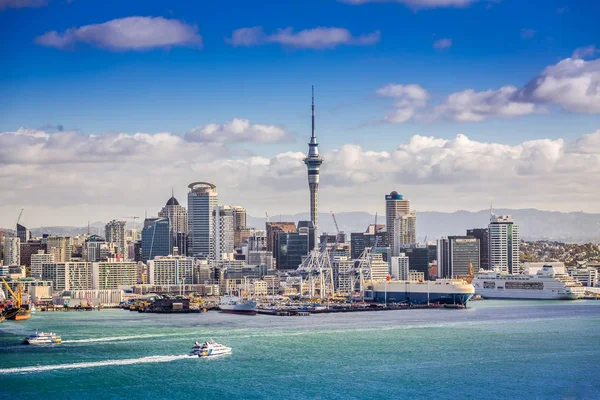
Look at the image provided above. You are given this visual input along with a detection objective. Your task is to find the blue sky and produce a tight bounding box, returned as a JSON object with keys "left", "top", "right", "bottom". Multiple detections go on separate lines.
{"left": 1, "top": 0, "right": 599, "bottom": 226}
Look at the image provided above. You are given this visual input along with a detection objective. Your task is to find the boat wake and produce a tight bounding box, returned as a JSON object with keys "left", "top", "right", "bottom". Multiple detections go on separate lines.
{"left": 0, "top": 355, "right": 193, "bottom": 375}
{"left": 63, "top": 333, "right": 176, "bottom": 343}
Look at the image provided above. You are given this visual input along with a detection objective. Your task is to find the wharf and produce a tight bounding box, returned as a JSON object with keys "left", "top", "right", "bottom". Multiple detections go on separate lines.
{"left": 39, "top": 305, "right": 98, "bottom": 312}
{"left": 257, "top": 303, "right": 463, "bottom": 316}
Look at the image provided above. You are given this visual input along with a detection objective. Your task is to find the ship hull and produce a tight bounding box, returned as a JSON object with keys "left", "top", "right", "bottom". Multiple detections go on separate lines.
{"left": 218, "top": 306, "right": 257, "bottom": 315}
{"left": 3, "top": 308, "right": 31, "bottom": 321}
{"left": 475, "top": 289, "right": 579, "bottom": 300}
{"left": 373, "top": 291, "right": 473, "bottom": 306}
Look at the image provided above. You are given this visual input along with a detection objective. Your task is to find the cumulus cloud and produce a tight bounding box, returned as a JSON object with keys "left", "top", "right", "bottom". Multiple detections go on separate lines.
{"left": 339, "top": 0, "right": 478, "bottom": 9}
{"left": 35, "top": 16, "right": 202, "bottom": 51}
{"left": 432, "top": 86, "right": 538, "bottom": 122}
{"left": 376, "top": 84, "right": 429, "bottom": 122}
{"left": 520, "top": 57, "right": 600, "bottom": 114}
{"left": 184, "top": 118, "right": 290, "bottom": 143}
{"left": 572, "top": 45, "right": 600, "bottom": 59}
{"left": 376, "top": 83, "right": 538, "bottom": 123}
{"left": 0, "top": 0, "right": 46, "bottom": 11}
{"left": 433, "top": 38, "right": 452, "bottom": 49}
{"left": 377, "top": 56, "right": 600, "bottom": 123}
{"left": 520, "top": 28, "right": 536, "bottom": 39}
{"left": 228, "top": 26, "right": 380, "bottom": 49}
{"left": 2, "top": 126, "right": 599, "bottom": 226}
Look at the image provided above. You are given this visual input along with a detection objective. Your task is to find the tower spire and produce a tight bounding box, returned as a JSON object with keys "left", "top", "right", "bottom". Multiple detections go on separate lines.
{"left": 311, "top": 85, "right": 315, "bottom": 139}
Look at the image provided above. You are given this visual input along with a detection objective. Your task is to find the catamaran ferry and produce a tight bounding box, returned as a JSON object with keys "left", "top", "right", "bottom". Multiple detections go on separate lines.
{"left": 189, "top": 340, "right": 232, "bottom": 358}
{"left": 473, "top": 265, "right": 585, "bottom": 300}
{"left": 22, "top": 331, "right": 62, "bottom": 345}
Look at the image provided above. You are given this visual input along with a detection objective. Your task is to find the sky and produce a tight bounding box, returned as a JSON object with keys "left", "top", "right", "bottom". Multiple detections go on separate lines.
{"left": 1, "top": 0, "right": 600, "bottom": 228}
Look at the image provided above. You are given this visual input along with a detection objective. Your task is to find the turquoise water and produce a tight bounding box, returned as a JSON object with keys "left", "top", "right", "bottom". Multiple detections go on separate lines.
{"left": 1, "top": 300, "right": 599, "bottom": 399}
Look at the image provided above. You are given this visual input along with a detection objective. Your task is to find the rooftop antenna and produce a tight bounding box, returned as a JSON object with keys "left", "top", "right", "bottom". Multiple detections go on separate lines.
{"left": 171, "top": 187, "right": 174, "bottom": 199}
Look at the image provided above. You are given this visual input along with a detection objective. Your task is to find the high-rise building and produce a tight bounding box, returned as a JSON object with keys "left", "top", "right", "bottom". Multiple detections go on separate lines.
{"left": 401, "top": 244, "right": 437, "bottom": 279}
{"left": 31, "top": 250, "right": 54, "bottom": 278}
{"left": 187, "top": 182, "right": 218, "bottom": 258}
{"left": 467, "top": 228, "right": 489, "bottom": 270}
{"left": 211, "top": 205, "right": 235, "bottom": 261}
{"left": 92, "top": 261, "right": 138, "bottom": 289}
{"left": 303, "top": 87, "right": 323, "bottom": 249}
{"left": 148, "top": 255, "right": 194, "bottom": 286}
{"left": 141, "top": 217, "right": 171, "bottom": 263}
{"left": 3, "top": 237, "right": 20, "bottom": 265}
{"left": 488, "top": 215, "right": 520, "bottom": 274}
{"left": 42, "top": 261, "right": 93, "bottom": 291}
{"left": 392, "top": 212, "right": 417, "bottom": 255}
{"left": 350, "top": 224, "right": 385, "bottom": 259}
{"left": 437, "top": 236, "right": 480, "bottom": 278}
{"left": 266, "top": 222, "right": 296, "bottom": 252}
{"left": 391, "top": 254, "right": 410, "bottom": 280}
{"left": 298, "top": 221, "right": 316, "bottom": 252}
{"left": 16, "top": 223, "right": 31, "bottom": 243}
{"left": 276, "top": 231, "right": 310, "bottom": 270}
{"left": 105, "top": 220, "right": 127, "bottom": 258}
{"left": 158, "top": 192, "right": 188, "bottom": 255}
{"left": 82, "top": 235, "right": 107, "bottom": 262}
{"left": 19, "top": 240, "right": 43, "bottom": 268}
{"left": 385, "top": 191, "right": 411, "bottom": 247}
{"left": 46, "top": 236, "right": 72, "bottom": 263}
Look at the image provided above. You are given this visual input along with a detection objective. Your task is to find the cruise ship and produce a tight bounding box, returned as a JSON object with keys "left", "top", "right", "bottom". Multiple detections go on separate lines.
{"left": 372, "top": 279, "right": 475, "bottom": 305}
{"left": 472, "top": 265, "right": 585, "bottom": 300}
{"left": 218, "top": 295, "right": 257, "bottom": 315}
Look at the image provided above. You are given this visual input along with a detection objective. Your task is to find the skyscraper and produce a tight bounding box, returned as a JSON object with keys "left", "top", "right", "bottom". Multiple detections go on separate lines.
{"left": 467, "top": 228, "right": 489, "bottom": 270}
{"left": 303, "top": 87, "right": 323, "bottom": 249}
{"left": 437, "top": 236, "right": 480, "bottom": 278}
{"left": 488, "top": 215, "right": 520, "bottom": 274}
{"left": 3, "top": 237, "right": 20, "bottom": 265}
{"left": 385, "top": 191, "right": 413, "bottom": 253}
{"left": 211, "top": 205, "right": 235, "bottom": 261}
{"left": 158, "top": 192, "right": 188, "bottom": 255}
{"left": 141, "top": 217, "right": 171, "bottom": 263}
{"left": 16, "top": 223, "right": 31, "bottom": 243}
{"left": 187, "top": 182, "right": 218, "bottom": 258}
{"left": 392, "top": 212, "right": 417, "bottom": 255}
{"left": 105, "top": 220, "right": 127, "bottom": 258}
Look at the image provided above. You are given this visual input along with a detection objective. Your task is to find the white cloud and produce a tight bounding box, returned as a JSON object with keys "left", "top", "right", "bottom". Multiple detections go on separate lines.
{"left": 0, "top": 0, "right": 46, "bottom": 11}
{"left": 184, "top": 118, "right": 290, "bottom": 143}
{"left": 35, "top": 16, "right": 202, "bottom": 51}
{"left": 376, "top": 84, "right": 429, "bottom": 122}
{"left": 520, "top": 28, "right": 536, "bottom": 39}
{"left": 2, "top": 127, "right": 600, "bottom": 226}
{"left": 433, "top": 86, "right": 538, "bottom": 122}
{"left": 376, "top": 84, "right": 538, "bottom": 123}
{"left": 339, "top": 0, "right": 478, "bottom": 9}
{"left": 377, "top": 56, "right": 600, "bottom": 123}
{"left": 228, "top": 26, "right": 380, "bottom": 49}
{"left": 520, "top": 57, "right": 600, "bottom": 113}
{"left": 433, "top": 38, "right": 452, "bottom": 49}
{"left": 572, "top": 45, "right": 600, "bottom": 59}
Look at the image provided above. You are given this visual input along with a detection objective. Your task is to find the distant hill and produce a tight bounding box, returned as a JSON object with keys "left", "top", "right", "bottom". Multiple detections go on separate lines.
{"left": 11, "top": 209, "right": 600, "bottom": 244}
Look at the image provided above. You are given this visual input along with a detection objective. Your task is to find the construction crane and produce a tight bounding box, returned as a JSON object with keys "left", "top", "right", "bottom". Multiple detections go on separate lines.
{"left": 122, "top": 216, "right": 140, "bottom": 227}
{"left": 265, "top": 212, "right": 269, "bottom": 223}
{"left": 330, "top": 211, "right": 340, "bottom": 236}
{"left": 2, "top": 277, "right": 23, "bottom": 308}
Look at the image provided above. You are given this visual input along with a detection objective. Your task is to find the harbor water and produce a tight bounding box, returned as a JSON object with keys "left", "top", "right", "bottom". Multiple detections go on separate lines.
{"left": 1, "top": 300, "right": 599, "bottom": 399}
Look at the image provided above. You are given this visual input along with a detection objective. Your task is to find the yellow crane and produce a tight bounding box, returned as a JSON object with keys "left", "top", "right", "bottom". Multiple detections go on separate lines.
{"left": 2, "top": 277, "right": 23, "bottom": 308}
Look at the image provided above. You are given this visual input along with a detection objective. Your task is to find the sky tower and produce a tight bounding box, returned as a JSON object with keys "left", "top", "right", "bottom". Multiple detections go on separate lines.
{"left": 304, "top": 86, "right": 323, "bottom": 249}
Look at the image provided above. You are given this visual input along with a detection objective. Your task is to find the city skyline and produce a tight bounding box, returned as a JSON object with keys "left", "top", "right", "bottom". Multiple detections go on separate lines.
{"left": 1, "top": 0, "right": 600, "bottom": 227}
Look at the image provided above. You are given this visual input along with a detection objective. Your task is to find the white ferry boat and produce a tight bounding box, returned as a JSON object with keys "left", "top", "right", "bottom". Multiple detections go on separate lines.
{"left": 218, "top": 295, "right": 257, "bottom": 315}
{"left": 22, "top": 331, "right": 62, "bottom": 345}
{"left": 473, "top": 265, "right": 585, "bottom": 300}
{"left": 189, "top": 340, "right": 232, "bottom": 358}
{"left": 372, "top": 279, "right": 475, "bottom": 305}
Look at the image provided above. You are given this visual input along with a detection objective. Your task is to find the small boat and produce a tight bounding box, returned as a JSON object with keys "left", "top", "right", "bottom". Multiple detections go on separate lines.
{"left": 22, "top": 331, "right": 62, "bottom": 345}
{"left": 189, "top": 340, "right": 231, "bottom": 358}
